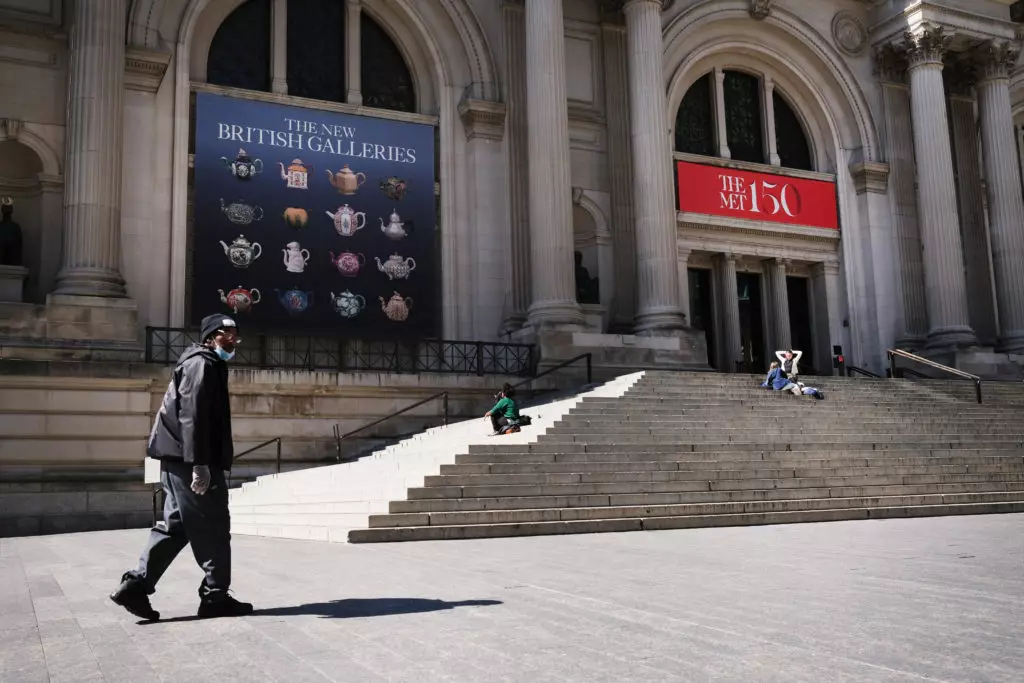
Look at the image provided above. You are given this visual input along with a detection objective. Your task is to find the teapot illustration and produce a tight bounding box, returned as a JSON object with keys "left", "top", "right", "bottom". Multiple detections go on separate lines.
{"left": 282, "top": 241, "right": 310, "bottom": 273}
{"left": 330, "top": 290, "right": 366, "bottom": 318}
{"left": 325, "top": 204, "right": 366, "bottom": 237}
{"left": 375, "top": 253, "right": 416, "bottom": 280}
{"left": 219, "top": 285, "right": 261, "bottom": 314}
{"left": 330, "top": 251, "right": 365, "bottom": 277}
{"left": 380, "top": 176, "right": 407, "bottom": 201}
{"left": 220, "top": 199, "right": 263, "bottom": 226}
{"left": 221, "top": 148, "right": 262, "bottom": 180}
{"left": 219, "top": 234, "right": 262, "bottom": 269}
{"left": 379, "top": 209, "right": 407, "bottom": 241}
{"left": 326, "top": 165, "right": 366, "bottom": 195}
{"left": 379, "top": 291, "right": 413, "bottom": 322}
{"left": 276, "top": 287, "right": 314, "bottom": 315}
{"left": 279, "top": 158, "right": 312, "bottom": 190}
{"left": 282, "top": 207, "right": 308, "bottom": 230}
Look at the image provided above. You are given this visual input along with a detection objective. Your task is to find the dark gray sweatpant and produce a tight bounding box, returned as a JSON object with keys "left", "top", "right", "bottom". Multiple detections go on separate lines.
{"left": 130, "top": 459, "right": 232, "bottom": 600}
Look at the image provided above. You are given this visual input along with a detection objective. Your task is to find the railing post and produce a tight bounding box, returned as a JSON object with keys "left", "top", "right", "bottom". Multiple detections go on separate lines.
{"left": 475, "top": 342, "right": 484, "bottom": 376}
{"left": 975, "top": 380, "right": 983, "bottom": 404}
{"left": 442, "top": 392, "right": 449, "bottom": 426}
{"left": 888, "top": 351, "right": 897, "bottom": 380}
{"left": 144, "top": 327, "right": 153, "bottom": 363}
{"left": 586, "top": 354, "right": 592, "bottom": 384}
{"left": 276, "top": 438, "right": 282, "bottom": 473}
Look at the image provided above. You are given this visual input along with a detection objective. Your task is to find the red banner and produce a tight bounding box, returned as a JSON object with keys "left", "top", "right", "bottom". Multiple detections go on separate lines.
{"left": 676, "top": 160, "right": 839, "bottom": 230}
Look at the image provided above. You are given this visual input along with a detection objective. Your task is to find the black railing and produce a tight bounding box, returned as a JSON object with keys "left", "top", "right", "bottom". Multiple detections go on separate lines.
{"left": 511, "top": 353, "right": 592, "bottom": 394}
{"left": 887, "top": 348, "right": 982, "bottom": 404}
{"left": 228, "top": 437, "right": 283, "bottom": 487}
{"left": 146, "top": 327, "right": 535, "bottom": 377}
{"left": 846, "top": 365, "right": 881, "bottom": 379}
{"left": 333, "top": 392, "right": 448, "bottom": 460}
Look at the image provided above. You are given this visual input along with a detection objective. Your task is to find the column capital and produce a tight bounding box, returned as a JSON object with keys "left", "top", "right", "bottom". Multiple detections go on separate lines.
{"left": 600, "top": 0, "right": 673, "bottom": 21}
{"left": 849, "top": 161, "right": 891, "bottom": 195}
{"left": 974, "top": 40, "right": 1020, "bottom": 83}
{"left": 873, "top": 44, "right": 907, "bottom": 84}
{"left": 903, "top": 23, "right": 952, "bottom": 69}
{"left": 812, "top": 259, "right": 841, "bottom": 276}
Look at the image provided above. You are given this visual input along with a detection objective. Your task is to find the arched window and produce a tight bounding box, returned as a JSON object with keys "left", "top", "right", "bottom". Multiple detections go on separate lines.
{"left": 674, "top": 68, "right": 813, "bottom": 172}
{"left": 207, "top": 0, "right": 271, "bottom": 92}
{"left": 205, "top": 0, "right": 416, "bottom": 113}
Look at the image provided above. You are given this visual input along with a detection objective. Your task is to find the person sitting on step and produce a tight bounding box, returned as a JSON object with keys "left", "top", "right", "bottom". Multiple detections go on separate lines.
{"left": 761, "top": 361, "right": 781, "bottom": 389}
{"left": 776, "top": 348, "right": 803, "bottom": 382}
{"left": 764, "top": 360, "right": 802, "bottom": 396}
{"left": 485, "top": 383, "right": 520, "bottom": 435}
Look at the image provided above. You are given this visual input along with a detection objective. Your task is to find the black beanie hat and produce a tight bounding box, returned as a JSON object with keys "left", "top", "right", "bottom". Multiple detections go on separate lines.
{"left": 199, "top": 314, "right": 237, "bottom": 343}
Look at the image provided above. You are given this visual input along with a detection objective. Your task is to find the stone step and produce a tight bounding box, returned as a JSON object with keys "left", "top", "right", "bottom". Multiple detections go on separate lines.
{"left": 547, "top": 423, "right": 1023, "bottom": 434}
{"left": 535, "top": 434, "right": 1024, "bottom": 445}
{"left": 348, "top": 500, "right": 1024, "bottom": 542}
{"left": 389, "top": 482, "right": 1024, "bottom": 514}
{"left": 369, "top": 491, "right": 1024, "bottom": 529}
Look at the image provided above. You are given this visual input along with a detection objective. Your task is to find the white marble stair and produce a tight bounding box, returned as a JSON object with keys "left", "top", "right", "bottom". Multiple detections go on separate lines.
{"left": 228, "top": 372, "right": 646, "bottom": 542}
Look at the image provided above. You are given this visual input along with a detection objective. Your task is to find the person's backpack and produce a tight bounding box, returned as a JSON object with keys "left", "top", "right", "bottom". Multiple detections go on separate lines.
{"left": 519, "top": 414, "right": 532, "bottom": 426}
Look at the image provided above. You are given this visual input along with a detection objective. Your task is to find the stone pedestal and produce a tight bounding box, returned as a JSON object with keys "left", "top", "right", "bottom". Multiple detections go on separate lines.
{"left": 44, "top": 294, "right": 139, "bottom": 343}
{"left": 0, "top": 265, "right": 28, "bottom": 302}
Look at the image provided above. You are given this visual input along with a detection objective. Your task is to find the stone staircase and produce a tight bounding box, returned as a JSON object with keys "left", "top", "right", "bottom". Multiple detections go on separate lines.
{"left": 347, "top": 371, "right": 1024, "bottom": 541}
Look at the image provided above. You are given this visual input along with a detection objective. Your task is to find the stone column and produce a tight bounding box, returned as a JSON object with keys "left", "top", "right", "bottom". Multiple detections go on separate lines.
{"left": 976, "top": 41, "right": 1024, "bottom": 354}
{"left": 904, "top": 25, "right": 977, "bottom": 349}
{"left": 345, "top": 0, "right": 362, "bottom": 106}
{"left": 811, "top": 260, "right": 842, "bottom": 375}
{"left": 271, "top": 0, "right": 287, "bottom": 94}
{"left": 601, "top": 18, "right": 637, "bottom": 331}
{"left": 623, "top": 0, "right": 684, "bottom": 333}
{"left": 677, "top": 247, "right": 691, "bottom": 327}
{"left": 501, "top": 0, "right": 530, "bottom": 333}
{"left": 764, "top": 258, "right": 792, "bottom": 351}
{"left": 762, "top": 76, "right": 781, "bottom": 166}
{"left": 715, "top": 253, "right": 741, "bottom": 373}
{"left": 946, "top": 61, "right": 997, "bottom": 345}
{"left": 525, "top": 0, "right": 582, "bottom": 328}
{"left": 53, "top": 0, "right": 129, "bottom": 298}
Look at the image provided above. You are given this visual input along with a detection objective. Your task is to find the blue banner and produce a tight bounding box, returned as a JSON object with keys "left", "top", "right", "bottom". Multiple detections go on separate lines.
{"left": 191, "top": 92, "right": 437, "bottom": 338}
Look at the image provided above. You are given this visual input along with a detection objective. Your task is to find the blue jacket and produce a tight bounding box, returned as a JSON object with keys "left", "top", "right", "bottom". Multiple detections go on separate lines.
{"left": 762, "top": 367, "right": 791, "bottom": 391}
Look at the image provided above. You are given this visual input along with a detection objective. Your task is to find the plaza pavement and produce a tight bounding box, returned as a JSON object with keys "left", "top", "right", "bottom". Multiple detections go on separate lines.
{"left": 1, "top": 514, "right": 1022, "bottom": 682}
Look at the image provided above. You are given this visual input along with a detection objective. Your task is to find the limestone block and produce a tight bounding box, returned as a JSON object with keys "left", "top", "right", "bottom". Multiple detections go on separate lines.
{"left": 0, "top": 438, "right": 146, "bottom": 464}
{"left": 0, "top": 265, "right": 28, "bottom": 302}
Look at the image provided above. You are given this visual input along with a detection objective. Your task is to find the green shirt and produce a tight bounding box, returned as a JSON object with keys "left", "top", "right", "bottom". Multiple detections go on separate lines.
{"left": 490, "top": 397, "right": 519, "bottom": 420}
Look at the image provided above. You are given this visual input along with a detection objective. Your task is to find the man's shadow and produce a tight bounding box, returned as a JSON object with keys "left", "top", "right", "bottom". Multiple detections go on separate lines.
{"left": 143, "top": 598, "right": 502, "bottom": 624}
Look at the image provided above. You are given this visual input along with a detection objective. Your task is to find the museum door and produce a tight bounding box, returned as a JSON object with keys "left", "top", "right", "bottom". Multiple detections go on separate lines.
{"left": 737, "top": 273, "right": 765, "bottom": 373}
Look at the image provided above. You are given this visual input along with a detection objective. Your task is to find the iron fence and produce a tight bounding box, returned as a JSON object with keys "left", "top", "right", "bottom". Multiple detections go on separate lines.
{"left": 145, "top": 327, "right": 535, "bottom": 377}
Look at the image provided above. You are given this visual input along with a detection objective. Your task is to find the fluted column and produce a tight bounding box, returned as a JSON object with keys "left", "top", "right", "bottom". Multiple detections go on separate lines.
{"left": 624, "top": 0, "right": 684, "bottom": 333}
{"left": 525, "top": 0, "right": 582, "bottom": 328}
{"left": 716, "top": 254, "right": 741, "bottom": 373}
{"left": 53, "top": 0, "right": 128, "bottom": 297}
{"left": 904, "top": 25, "right": 976, "bottom": 349}
{"left": 976, "top": 41, "right": 1024, "bottom": 354}
{"left": 765, "top": 258, "right": 792, "bottom": 350}
{"left": 502, "top": 1, "right": 530, "bottom": 332}
{"left": 677, "top": 248, "right": 691, "bottom": 326}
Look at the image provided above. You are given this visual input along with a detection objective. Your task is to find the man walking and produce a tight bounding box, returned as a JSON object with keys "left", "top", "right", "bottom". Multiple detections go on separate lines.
{"left": 110, "top": 314, "right": 253, "bottom": 621}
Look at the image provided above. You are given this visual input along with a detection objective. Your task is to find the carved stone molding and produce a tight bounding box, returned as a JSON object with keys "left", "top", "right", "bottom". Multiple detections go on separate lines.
{"left": 832, "top": 11, "right": 867, "bottom": 56}
{"left": 125, "top": 48, "right": 171, "bottom": 94}
{"left": 904, "top": 23, "right": 952, "bottom": 68}
{"left": 457, "top": 99, "right": 507, "bottom": 141}
{"left": 849, "top": 161, "right": 891, "bottom": 195}
{"left": 976, "top": 40, "right": 1020, "bottom": 82}
{"left": 750, "top": 0, "right": 772, "bottom": 21}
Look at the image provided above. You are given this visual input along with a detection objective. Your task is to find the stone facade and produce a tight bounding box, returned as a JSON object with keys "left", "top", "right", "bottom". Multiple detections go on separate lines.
{"left": 0, "top": 0, "right": 1023, "bottom": 374}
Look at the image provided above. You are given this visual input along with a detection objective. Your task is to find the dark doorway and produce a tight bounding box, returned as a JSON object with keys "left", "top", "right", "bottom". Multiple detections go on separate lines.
{"left": 688, "top": 268, "right": 716, "bottom": 370}
{"left": 737, "top": 272, "right": 765, "bottom": 373}
{"left": 787, "top": 276, "right": 815, "bottom": 374}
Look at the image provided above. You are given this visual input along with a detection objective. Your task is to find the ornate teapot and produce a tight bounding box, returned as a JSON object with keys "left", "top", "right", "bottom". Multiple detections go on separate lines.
{"left": 375, "top": 253, "right": 416, "bottom": 280}
{"left": 221, "top": 148, "right": 262, "bottom": 180}
{"left": 276, "top": 287, "right": 314, "bottom": 315}
{"left": 325, "top": 204, "right": 366, "bottom": 237}
{"left": 220, "top": 199, "right": 263, "bottom": 226}
{"left": 219, "top": 234, "right": 262, "bottom": 269}
{"left": 282, "top": 207, "right": 308, "bottom": 230}
{"left": 379, "top": 209, "right": 407, "bottom": 241}
{"left": 329, "top": 251, "right": 365, "bottom": 277}
{"left": 218, "top": 285, "right": 261, "bottom": 314}
{"left": 379, "top": 291, "right": 413, "bottom": 322}
{"left": 379, "top": 176, "right": 407, "bottom": 201}
{"left": 330, "top": 290, "right": 366, "bottom": 318}
{"left": 279, "top": 158, "right": 311, "bottom": 190}
{"left": 282, "top": 241, "right": 310, "bottom": 273}
{"left": 326, "top": 165, "right": 366, "bottom": 195}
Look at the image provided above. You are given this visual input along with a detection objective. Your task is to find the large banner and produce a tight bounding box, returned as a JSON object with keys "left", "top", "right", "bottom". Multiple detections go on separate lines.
{"left": 191, "top": 92, "right": 437, "bottom": 338}
{"left": 677, "top": 160, "right": 839, "bottom": 230}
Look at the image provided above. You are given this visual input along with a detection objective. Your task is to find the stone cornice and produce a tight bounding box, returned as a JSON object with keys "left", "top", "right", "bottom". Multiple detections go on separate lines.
{"left": 125, "top": 47, "right": 171, "bottom": 93}
{"left": 677, "top": 214, "right": 842, "bottom": 245}
{"left": 849, "top": 161, "right": 890, "bottom": 195}
{"left": 458, "top": 99, "right": 507, "bottom": 141}
{"left": 871, "top": 2, "right": 1018, "bottom": 50}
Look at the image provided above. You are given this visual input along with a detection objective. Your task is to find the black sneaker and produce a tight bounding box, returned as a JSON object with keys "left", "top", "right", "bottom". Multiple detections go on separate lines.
{"left": 197, "top": 593, "right": 253, "bottom": 619}
{"left": 109, "top": 573, "right": 160, "bottom": 621}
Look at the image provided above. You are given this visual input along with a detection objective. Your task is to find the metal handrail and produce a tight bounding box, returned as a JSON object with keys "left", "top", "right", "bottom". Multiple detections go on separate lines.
{"left": 887, "top": 348, "right": 982, "bottom": 403}
{"left": 228, "top": 437, "right": 282, "bottom": 487}
{"left": 846, "top": 365, "right": 881, "bottom": 379}
{"left": 333, "top": 391, "right": 449, "bottom": 460}
{"left": 511, "top": 353, "right": 592, "bottom": 393}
